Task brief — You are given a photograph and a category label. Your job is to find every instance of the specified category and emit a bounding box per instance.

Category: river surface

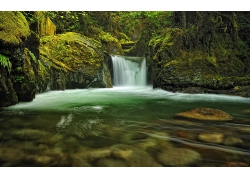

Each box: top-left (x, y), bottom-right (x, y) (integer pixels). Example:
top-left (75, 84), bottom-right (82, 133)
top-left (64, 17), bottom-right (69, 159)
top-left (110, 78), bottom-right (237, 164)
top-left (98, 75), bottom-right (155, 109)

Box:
top-left (0, 86), bottom-right (250, 167)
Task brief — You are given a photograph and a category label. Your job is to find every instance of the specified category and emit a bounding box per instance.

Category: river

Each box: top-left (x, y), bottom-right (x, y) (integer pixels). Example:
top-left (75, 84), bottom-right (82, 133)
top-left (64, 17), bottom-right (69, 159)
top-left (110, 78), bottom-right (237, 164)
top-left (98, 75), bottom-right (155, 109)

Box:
top-left (0, 56), bottom-right (250, 167)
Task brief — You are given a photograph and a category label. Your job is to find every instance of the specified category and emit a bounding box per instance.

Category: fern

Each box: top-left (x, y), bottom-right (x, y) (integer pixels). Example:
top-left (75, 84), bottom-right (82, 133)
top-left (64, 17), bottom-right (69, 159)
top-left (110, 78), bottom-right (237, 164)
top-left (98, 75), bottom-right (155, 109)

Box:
top-left (0, 54), bottom-right (12, 73)
top-left (28, 50), bottom-right (37, 62)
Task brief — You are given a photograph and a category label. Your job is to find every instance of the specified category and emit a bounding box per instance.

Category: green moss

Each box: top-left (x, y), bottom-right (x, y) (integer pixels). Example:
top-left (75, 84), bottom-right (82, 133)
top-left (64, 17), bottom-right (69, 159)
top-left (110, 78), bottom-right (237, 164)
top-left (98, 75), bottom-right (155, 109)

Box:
top-left (38, 60), bottom-right (49, 81)
top-left (0, 11), bottom-right (30, 45)
top-left (0, 54), bottom-right (12, 73)
top-left (39, 32), bottom-right (103, 76)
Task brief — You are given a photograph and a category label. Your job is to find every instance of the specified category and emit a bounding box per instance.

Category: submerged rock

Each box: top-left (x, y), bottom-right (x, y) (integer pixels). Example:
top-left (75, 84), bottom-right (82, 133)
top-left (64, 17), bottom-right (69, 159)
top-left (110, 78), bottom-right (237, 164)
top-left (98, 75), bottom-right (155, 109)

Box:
top-left (0, 146), bottom-right (25, 163)
top-left (71, 156), bottom-right (91, 167)
top-left (223, 137), bottom-right (243, 146)
top-left (75, 148), bottom-right (112, 162)
top-left (96, 158), bottom-right (128, 167)
top-left (175, 107), bottom-right (233, 121)
top-left (222, 162), bottom-right (249, 167)
top-left (198, 132), bottom-right (224, 144)
top-left (157, 147), bottom-right (201, 166)
top-left (11, 128), bottom-right (51, 140)
top-left (111, 144), bottom-right (162, 167)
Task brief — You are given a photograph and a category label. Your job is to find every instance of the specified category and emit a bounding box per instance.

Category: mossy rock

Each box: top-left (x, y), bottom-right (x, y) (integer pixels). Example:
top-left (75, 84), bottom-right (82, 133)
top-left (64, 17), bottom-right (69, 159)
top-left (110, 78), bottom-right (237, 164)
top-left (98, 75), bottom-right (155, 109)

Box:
top-left (40, 32), bottom-right (103, 76)
top-left (0, 11), bottom-right (30, 46)
top-left (175, 107), bottom-right (233, 121)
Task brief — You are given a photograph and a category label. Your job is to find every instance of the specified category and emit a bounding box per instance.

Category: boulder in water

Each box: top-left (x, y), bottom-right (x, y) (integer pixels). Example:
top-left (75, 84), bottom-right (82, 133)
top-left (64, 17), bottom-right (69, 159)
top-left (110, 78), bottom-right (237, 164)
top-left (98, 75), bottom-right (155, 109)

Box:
top-left (157, 147), bottom-right (201, 166)
top-left (175, 107), bottom-right (233, 121)
top-left (223, 137), bottom-right (243, 146)
top-left (110, 144), bottom-right (162, 167)
top-left (96, 158), bottom-right (128, 167)
top-left (198, 132), bottom-right (224, 144)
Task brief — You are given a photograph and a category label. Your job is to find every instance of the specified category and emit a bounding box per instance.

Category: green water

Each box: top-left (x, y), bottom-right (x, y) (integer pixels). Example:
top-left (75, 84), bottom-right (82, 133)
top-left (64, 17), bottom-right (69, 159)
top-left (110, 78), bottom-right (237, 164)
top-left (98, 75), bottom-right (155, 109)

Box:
top-left (0, 86), bottom-right (250, 167)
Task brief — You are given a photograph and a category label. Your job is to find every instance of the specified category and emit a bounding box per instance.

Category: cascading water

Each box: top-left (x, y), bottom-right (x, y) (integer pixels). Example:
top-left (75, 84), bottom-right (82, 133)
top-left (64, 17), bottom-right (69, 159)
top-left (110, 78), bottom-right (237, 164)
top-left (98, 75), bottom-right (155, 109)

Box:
top-left (111, 55), bottom-right (147, 86)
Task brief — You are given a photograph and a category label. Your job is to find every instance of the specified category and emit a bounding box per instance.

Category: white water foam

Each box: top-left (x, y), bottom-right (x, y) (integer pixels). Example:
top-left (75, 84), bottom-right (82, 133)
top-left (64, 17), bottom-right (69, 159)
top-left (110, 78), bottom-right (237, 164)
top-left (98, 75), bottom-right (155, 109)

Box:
top-left (112, 55), bottom-right (147, 86)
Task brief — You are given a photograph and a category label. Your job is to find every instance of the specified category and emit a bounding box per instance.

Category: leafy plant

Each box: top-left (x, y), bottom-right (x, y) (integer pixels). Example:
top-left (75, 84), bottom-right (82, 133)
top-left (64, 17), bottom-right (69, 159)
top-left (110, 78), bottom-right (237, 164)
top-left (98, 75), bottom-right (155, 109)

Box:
top-left (28, 50), bottom-right (37, 62)
top-left (0, 54), bottom-right (12, 73)
top-left (14, 75), bottom-right (25, 83)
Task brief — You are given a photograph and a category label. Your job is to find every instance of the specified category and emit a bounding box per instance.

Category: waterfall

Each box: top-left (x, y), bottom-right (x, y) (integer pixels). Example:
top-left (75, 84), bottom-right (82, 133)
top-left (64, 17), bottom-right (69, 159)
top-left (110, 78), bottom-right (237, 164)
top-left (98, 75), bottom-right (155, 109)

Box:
top-left (111, 55), bottom-right (147, 86)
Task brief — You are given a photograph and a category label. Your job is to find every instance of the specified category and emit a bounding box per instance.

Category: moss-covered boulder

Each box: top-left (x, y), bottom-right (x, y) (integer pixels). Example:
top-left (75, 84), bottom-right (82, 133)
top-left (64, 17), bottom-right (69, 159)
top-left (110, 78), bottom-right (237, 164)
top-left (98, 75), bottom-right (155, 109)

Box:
top-left (175, 107), bottom-right (233, 121)
top-left (39, 32), bottom-right (112, 90)
top-left (0, 11), bottom-right (39, 107)
top-left (148, 26), bottom-right (250, 97)
top-left (0, 11), bottom-right (30, 46)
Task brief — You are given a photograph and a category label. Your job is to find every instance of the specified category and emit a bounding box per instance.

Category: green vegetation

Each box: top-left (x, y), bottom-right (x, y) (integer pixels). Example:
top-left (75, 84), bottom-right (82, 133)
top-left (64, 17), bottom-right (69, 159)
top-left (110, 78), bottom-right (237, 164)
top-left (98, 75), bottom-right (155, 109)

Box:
top-left (28, 50), bottom-right (37, 62)
top-left (0, 11), bottom-right (30, 45)
top-left (0, 54), bottom-right (12, 73)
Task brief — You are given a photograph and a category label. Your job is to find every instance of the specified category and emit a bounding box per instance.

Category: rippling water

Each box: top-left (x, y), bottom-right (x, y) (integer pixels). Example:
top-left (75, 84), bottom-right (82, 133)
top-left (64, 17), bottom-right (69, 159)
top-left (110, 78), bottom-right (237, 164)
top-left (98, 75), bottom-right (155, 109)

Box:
top-left (0, 86), bottom-right (250, 167)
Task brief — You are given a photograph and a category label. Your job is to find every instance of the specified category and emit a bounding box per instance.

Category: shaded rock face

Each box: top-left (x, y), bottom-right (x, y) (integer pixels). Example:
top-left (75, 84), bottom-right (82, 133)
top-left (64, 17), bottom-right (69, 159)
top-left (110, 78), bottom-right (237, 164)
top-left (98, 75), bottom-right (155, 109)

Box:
top-left (147, 27), bottom-right (250, 97)
top-left (0, 12), bottom-right (39, 106)
top-left (175, 107), bottom-right (233, 121)
top-left (39, 32), bottom-right (112, 91)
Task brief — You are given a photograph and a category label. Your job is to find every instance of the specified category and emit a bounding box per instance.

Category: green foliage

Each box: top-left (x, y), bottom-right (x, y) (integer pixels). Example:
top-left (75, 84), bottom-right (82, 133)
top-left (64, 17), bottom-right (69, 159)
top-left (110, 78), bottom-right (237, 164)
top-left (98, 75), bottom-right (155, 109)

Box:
top-left (0, 54), bottom-right (12, 73)
top-left (14, 75), bottom-right (25, 83)
top-left (28, 50), bottom-right (37, 62)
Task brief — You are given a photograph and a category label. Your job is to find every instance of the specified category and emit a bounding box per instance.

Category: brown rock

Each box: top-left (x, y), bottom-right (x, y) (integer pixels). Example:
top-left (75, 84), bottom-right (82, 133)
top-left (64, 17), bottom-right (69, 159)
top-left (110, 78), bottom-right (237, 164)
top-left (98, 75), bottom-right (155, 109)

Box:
top-left (198, 132), bottom-right (224, 144)
top-left (157, 147), bottom-right (201, 166)
top-left (96, 158), bottom-right (128, 167)
top-left (175, 107), bottom-right (233, 121)
top-left (223, 137), bottom-right (243, 146)
top-left (111, 144), bottom-right (162, 167)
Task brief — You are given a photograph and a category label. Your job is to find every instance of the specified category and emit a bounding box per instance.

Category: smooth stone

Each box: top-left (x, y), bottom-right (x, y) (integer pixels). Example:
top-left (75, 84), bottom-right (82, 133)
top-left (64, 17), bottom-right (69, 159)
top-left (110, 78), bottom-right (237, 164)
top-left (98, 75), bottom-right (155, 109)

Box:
top-left (111, 144), bottom-right (162, 167)
top-left (0, 147), bottom-right (25, 162)
top-left (243, 109), bottom-right (250, 115)
top-left (198, 132), bottom-right (224, 144)
top-left (71, 156), bottom-right (91, 167)
top-left (29, 155), bottom-right (52, 165)
top-left (175, 107), bottom-right (233, 121)
top-left (47, 134), bottom-right (64, 145)
top-left (96, 158), bottom-right (128, 167)
top-left (11, 128), bottom-right (50, 140)
top-left (223, 137), bottom-right (243, 146)
top-left (222, 162), bottom-right (248, 167)
top-left (76, 148), bottom-right (112, 161)
top-left (157, 147), bottom-right (201, 166)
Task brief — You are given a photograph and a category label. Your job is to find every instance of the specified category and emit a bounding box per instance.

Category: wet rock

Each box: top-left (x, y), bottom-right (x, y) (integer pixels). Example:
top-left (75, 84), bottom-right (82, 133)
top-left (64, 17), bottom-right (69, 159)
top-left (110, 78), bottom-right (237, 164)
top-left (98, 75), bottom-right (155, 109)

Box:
top-left (120, 131), bottom-right (148, 143)
top-left (198, 132), bottom-right (224, 144)
top-left (175, 107), bottom-right (233, 121)
top-left (47, 134), bottom-right (64, 145)
top-left (111, 144), bottom-right (162, 167)
top-left (135, 138), bottom-right (159, 151)
top-left (11, 128), bottom-right (51, 140)
top-left (71, 156), bottom-right (91, 167)
top-left (222, 162), bottom-right (249, 167)
top-left (39, 32), bottom-right (112, 90)
top-left (0, 147), bottom-right (26, 163)
top-left (29, 155), bottom-right (52, 166)
top-left (236, 126), bottom-right (250, 133)
top-left (157, 147), bottom-right (201, 166)
top-left (43, 147), bottom-right (69, 166)
top-left (75, 148), bottom-right (112, 162)
top-left (44, 147), bottom-right (64, 157)
top-left (243, 109), bottom-right (250, 115)
top-left (96, 158), bottom-right (128, 167)
top-left (171, 119), bottom-right (203, 126)
top-left (176, 130), bottom-right (196, 140)
top-left (223, 137), bottom-right (243, 146)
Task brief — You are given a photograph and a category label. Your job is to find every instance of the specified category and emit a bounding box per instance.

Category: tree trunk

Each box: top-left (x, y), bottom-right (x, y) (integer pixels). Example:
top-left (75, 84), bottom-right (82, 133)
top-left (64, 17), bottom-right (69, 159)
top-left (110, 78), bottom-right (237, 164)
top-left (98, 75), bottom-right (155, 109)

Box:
top-left (182, 11), bottom-right (186, 29)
